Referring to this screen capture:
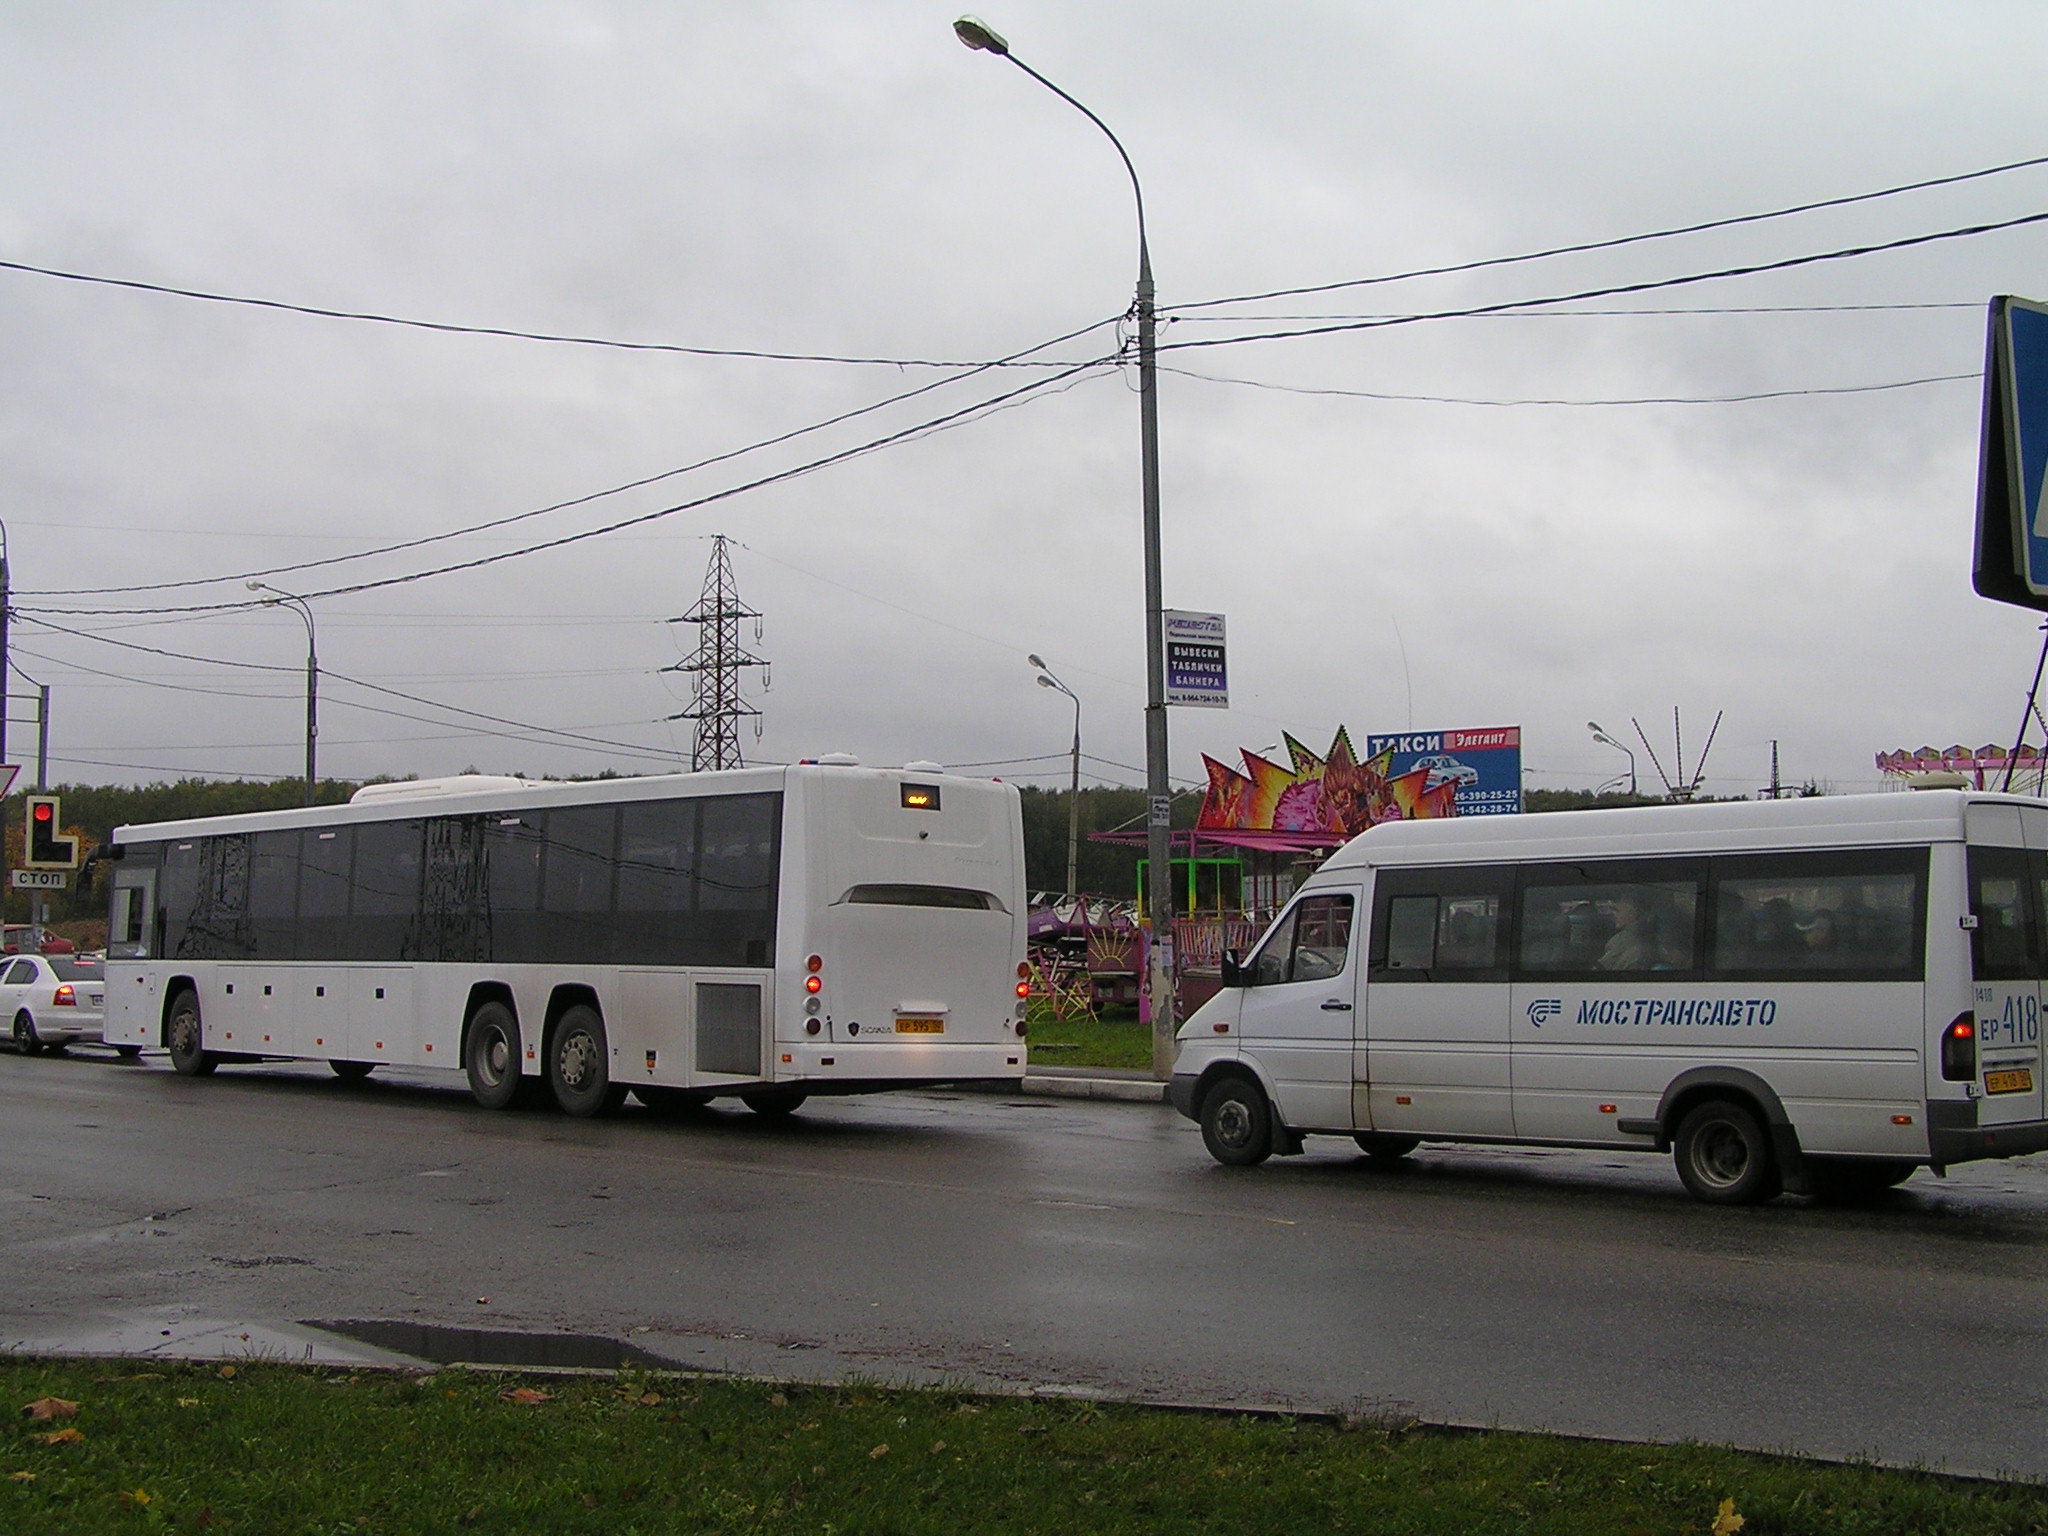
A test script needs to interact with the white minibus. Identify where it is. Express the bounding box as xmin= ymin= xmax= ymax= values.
xmin=102 ymin=762 xmax=1028 ymax=1115
xmin=1168 ymin=791 xmax=2048 ymax=1203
